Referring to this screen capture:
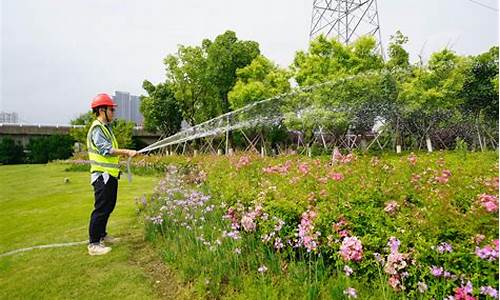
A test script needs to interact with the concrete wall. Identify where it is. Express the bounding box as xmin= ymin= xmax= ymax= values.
xmin=0 ymin=123 xmax=160 ymax=147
